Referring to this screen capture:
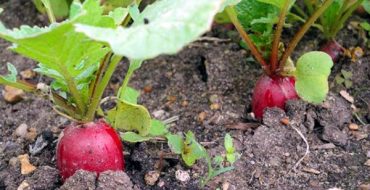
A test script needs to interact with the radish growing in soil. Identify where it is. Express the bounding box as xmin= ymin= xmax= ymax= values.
xmin=225 ymin=0 xmax=334 ymax=119
xmin=296 ymin=0 xmax=365 ymax=62
xmin=0 ymin=0 xmax=236 ymax=182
